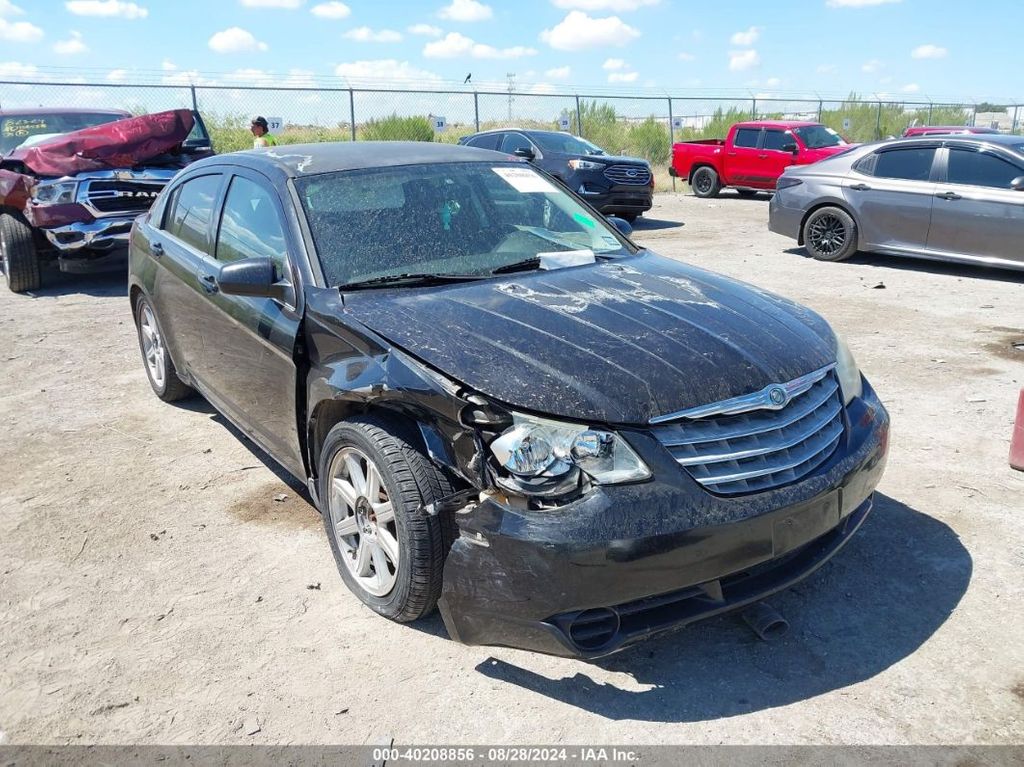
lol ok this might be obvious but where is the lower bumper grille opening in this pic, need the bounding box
[567,608,620,651]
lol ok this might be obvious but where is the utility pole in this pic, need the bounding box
[506,72,516,121]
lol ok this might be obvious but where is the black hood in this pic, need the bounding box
[341,252,837,425]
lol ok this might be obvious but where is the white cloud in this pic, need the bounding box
[53,30,87,54]
[827,0,900,6]
[728,49,759,71]
[553,0,659,9]
[437,0,492,22]
[544,65,571,79]
[334,58,442,85]
[240,0,302,7]
[861,58,883,73]
[423,31,535,59]
[65,0,148,18]
[602,57,625,70]
[540,11,640,51]
[408,23,442,36]
[344,26,403,42]
[677,51,695,61]
[608,71,638,83]
[310,1,349,18]
[817,63,837,74]
[912,43,947,59]
[162,58,177,70]
[162,69,215,86]
[0,61,38,77]
[106,68,128,81]
[764,76,781,88]
[901,82,920,93]
[730,26,759,46]
[0,16,41,42]
[0,1,24,16]
[208,26,268,53]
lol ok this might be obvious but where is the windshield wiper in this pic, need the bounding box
[338,272,488,291]
[491,257,542,275]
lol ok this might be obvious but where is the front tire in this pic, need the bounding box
[0,212,41,293]
[320,416,454,622]
[134,295,193,401]
[690,166,721,198]
[803,206,858,262]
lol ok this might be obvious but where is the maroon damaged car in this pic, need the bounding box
[0,108,212,293]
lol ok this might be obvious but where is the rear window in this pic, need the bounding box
[0,112,126,154]
[733,128,760,148]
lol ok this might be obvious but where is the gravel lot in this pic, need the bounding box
[1,191,1022,746]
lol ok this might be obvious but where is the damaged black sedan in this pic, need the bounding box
[128,142,889,658]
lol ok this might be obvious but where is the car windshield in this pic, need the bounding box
[530,133,606,156]
[296,162,634,288]
[0,112,126,154]
[794,125,847,149]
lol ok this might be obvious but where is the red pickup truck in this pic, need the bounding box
[670,120,851,198]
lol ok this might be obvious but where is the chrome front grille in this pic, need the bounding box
[603,164,651,185]
[651,367,844,496]
[84,180,165,213]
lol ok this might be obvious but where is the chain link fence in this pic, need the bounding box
[3,79,1020,190]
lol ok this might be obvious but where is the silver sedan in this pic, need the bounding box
[769,134,1024,272]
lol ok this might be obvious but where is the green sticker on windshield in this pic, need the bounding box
[573,212,596,229]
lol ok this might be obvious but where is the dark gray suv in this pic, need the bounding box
[459,129,653,221]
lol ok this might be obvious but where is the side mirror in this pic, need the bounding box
[781,142,798,154]
[217,257,292,303]
[513,147,536,160]
[607,215,633,236]
[1011,176,1024,191]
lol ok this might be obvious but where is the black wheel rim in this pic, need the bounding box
[694,170,712,194]
[808,214,846,256]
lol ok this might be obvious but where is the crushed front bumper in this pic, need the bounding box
[438,383,889,658]
[43,217,136,254]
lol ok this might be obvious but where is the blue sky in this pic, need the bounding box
[0,0,1019,102]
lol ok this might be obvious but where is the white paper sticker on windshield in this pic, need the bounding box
[539,250,595,270]
[492,166,558,193]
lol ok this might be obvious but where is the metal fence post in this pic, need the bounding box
[667,97,676,192]
[751,97,757,120]
[817,99,823,122]
[875,101,883,139]
[927,102,933,124]
[575,94,583,137]
[190,84,198,111]
[349,89,356,141]
[473,91,480,132]
[970,105,977,127]
[1013,105,1020,135]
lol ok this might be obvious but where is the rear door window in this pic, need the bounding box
[163,174,222,253]
[733,128,761,148]
[871,148,937,181]
[946,148,1022,189]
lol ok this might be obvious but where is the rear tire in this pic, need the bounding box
[802,206,858,262]
[690,166,721,198]
[320,416,455,623]
[134,295,193,402]
[0,212,41,293]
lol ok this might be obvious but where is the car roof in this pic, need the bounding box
[734,120,822,130]
[894,133,1023,148]
[0,108,131,117]
[906,125,998,133]
[191,141,518,179]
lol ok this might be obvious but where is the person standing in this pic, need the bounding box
[250,116,278,148]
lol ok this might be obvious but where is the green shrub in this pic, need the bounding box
[359,114,434,142]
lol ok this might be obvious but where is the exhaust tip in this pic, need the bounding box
[741,601,789,642]
[568,607,620,651]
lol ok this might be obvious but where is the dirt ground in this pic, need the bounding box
[1,191,1022,746]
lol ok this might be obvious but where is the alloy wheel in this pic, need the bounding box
[328,446,400,597]
[693,170,713,194]
[139,304,166,389]
[808,213,847,256]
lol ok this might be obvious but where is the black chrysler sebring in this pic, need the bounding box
[128,142,889,658]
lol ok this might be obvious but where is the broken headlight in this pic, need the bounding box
[32,179,78,206]
[834,333,863,405]
[489,412,650,495]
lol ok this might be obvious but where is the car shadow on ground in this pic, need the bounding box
[784,247,1024,284]
[630,218,684,232]
[475,493,971,722]
[22,262,128,299]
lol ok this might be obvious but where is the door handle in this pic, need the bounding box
[936,191,962,200]
[848,183,872,191]
[758,154,767,159]
[727,151,737,156]
[151,241,164,258]
[198,272,219,294]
